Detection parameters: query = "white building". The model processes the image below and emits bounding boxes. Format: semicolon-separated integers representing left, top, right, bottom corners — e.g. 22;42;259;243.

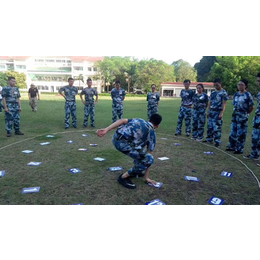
0;56;104;93
160;82;215;97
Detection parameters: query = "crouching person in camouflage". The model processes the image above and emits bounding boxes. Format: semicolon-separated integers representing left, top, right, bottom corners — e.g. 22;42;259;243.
97;113;162;189
2;77;24;137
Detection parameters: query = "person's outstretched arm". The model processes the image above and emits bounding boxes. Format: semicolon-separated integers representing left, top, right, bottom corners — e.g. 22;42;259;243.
97;119;128;137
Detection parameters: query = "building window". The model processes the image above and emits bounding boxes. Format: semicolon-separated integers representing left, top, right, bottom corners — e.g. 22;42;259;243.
35;59;44;62
46;59;55;63
88;67;92;71
0;65;5;69
93;67;97;72
74;67;83;71
16;65;26;69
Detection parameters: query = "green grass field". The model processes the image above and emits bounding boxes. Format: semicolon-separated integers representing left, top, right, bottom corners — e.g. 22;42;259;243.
0;93;259;205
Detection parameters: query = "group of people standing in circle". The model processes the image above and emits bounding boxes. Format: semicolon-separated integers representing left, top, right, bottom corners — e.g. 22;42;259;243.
173;75;260;164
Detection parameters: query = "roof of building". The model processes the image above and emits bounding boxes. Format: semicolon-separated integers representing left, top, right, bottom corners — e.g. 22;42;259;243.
161;82;214;86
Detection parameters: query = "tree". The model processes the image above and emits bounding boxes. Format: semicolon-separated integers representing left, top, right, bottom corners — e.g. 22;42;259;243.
171;59;197;82
194;56;216;82
5;71;27;88
208;56;260;95
0;72;8;87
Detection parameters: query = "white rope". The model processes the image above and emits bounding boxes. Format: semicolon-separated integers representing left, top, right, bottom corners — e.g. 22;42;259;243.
157;132;260;189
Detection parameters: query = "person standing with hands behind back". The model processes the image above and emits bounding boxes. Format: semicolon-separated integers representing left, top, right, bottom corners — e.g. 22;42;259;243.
147;84;160;119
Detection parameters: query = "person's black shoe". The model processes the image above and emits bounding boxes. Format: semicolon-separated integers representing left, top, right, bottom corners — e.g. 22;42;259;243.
117;174;136;189
15;131;24;135
226;148;235;151
234;150;243;154
91;125;95;128
65;127;69;130
73;126;77;129
215;143;220;147
6;132;11;137
175;133;181;136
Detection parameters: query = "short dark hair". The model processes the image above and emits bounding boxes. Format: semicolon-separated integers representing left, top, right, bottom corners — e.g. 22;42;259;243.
151;84;156;88
68;77;74;81
196;83;204;91
115;80;121;85
8;77;15;81
240;79;249;89
87;78;92;82
149;113;162;126
183;79;191;84
257;73;260;77
213;78;222;85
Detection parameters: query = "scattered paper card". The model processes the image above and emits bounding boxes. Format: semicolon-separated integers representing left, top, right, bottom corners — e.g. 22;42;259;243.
67;140;74;144
146;199;166;205
90;144;97;146
94;157;106;161
158;157;169;161
0;170;5;177
69;168;82;174
147;182;163;188
204;151;214;154
185;176;200;182
21;187;40;194
221;171;233;177
174;143;181;146
40;142;50;146
78;148;88;151
208;196;225;205
27;162;42;166
82;134;89;137
72;203;83;205
46;135;55;138
161;138;168;140
109;166;123;171
22;150;33;154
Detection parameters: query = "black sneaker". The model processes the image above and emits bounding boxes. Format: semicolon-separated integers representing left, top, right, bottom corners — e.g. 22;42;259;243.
234;150;243;154
6;132;11;137
91;125;95;128
226;148;235;151
215;143;220;147
15;131;24;135
117;174;136;189
175;133;181;136
243;155;260;161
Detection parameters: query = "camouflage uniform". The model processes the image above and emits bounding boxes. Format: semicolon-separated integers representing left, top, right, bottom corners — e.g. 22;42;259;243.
249;92;260;158
192;93;209;140
147;92;160;119
205;89;228;145
2;86;21;133
227;91;254;153
175;89;195;135
112;118;156;177
81;87;98;127
59;85;78;128
111;88;126;122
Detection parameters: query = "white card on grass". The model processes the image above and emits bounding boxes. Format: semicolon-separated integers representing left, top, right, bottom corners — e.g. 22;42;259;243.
158;157;169;161
0;170;5;177
146;199;166;205
40;142;50;146
78;148;88;151
147;182;163;188
27;162;42;166
174;143;181;146
82;134;89;137
22;150;33;154
21;187;40;194
221;171;233;177
46;135;55;138
69;168;82;174
161;138;168;140
67;140;74;143
185;176;200;182
109;167;123;171
94;157;105;161
90;144;97;146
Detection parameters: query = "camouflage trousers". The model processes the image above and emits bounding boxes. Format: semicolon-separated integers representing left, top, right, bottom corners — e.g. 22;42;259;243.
84;103;95;127
29;97;38;112
112;104;123;123
112;132;154;177
250;115;260;157
227;112;249;152
147;105;158;120
192;108;206;139
65;101;77;128
206;110;223;145
176;106;192;135
5;102;20;133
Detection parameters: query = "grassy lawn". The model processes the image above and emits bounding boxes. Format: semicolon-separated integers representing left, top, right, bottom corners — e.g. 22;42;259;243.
0;93;259;205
